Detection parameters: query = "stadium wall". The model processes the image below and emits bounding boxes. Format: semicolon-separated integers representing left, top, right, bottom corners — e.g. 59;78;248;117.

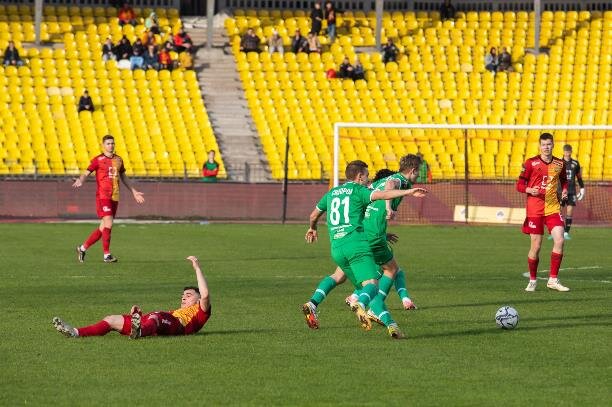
1;180;610;224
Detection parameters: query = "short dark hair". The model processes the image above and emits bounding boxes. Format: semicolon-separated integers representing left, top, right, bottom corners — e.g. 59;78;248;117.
183;286;200;295
539;133;554;142
102;135;114;143
399;154;422;172
373;168;396;182
563;144;573;151
345;160;368;180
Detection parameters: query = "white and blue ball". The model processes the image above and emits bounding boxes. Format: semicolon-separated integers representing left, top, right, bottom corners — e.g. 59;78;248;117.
495;306;519;329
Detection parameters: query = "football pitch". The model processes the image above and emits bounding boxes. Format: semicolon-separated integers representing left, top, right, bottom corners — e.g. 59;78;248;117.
1;223;611;406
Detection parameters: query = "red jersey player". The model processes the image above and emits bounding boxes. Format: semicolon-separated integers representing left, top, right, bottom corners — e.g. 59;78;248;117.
72;135;145;263
516;133;570;292
52;256;212;339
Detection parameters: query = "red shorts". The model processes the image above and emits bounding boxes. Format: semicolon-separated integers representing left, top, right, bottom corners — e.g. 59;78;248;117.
120;312;184;337
522;213;565;235
96;199;118;218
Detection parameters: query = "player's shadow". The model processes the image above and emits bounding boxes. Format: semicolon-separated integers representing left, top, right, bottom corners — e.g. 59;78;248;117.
419;296;607;310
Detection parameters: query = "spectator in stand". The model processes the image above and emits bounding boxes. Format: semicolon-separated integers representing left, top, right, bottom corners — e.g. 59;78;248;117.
78;90;94;112
114;35;133;61
158;47;173;70
325;2;337;43
143;44;159;70
179;49;193;69
310;2;324;36
3;41;24;66
440;0;456;20
102;38;116;62
291;29;308;53
173;27;193;53
202;150;220;183
240;28;261;53
268;29;284;55
142;30;157;48
382;38;399;63
497;47;513;72
485;47;498;72
130;38;145;69
132;37;145;56
416;153;432;183
337;57;354;79
145;12;160;35
306;32;322;54
118;3;137;27
353;58;365;80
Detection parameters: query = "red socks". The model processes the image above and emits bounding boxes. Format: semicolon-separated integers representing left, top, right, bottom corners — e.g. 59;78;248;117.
83;228;102;250
77;320;111;337
528;257;539;280
550;252;563;279
102;227;112;255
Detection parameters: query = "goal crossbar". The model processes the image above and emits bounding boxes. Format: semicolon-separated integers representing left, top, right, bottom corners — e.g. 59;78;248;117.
332;123;612;186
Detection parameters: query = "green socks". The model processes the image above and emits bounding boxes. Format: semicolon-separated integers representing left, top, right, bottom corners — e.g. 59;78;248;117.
369;275;396;326
394;269;410;300
310;276;337;306
357;283;378;308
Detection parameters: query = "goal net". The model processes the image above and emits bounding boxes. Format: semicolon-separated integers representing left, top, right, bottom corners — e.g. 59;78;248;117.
332;123;612;225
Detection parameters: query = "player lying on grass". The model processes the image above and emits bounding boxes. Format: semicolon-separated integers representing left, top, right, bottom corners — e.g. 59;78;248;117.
303;155;426;334
52;256;211;339
302;159;427;338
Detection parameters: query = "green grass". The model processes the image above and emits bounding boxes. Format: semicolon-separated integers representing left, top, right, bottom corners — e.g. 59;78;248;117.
1;223;611;406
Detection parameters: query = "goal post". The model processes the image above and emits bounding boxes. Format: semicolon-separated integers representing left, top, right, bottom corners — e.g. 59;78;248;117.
332;123;612;187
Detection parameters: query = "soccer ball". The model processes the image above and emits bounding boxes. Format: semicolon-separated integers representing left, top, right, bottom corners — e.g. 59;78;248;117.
495;306;519;329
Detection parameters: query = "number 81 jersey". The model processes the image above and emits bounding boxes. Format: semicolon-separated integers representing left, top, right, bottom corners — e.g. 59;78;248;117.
316;181;374;244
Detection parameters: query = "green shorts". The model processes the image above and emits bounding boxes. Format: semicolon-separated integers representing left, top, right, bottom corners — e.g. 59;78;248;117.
331;236;379;287
369;239;394;266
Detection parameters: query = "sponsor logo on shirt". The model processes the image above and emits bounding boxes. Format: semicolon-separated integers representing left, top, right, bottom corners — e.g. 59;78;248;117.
532;161;540;167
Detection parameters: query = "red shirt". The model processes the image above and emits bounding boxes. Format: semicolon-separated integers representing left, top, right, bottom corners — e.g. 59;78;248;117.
171;303;211;335
87;154;126;201
516;155;568;217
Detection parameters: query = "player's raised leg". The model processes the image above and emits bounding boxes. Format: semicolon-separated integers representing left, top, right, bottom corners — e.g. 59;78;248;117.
302;268;346;329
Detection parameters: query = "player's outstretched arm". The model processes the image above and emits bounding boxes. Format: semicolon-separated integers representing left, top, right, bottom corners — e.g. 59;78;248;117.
72;170;92;188
306;208;324;243
186;256;210;312
371;188;428;201
384;178;400;220
119;172;145;204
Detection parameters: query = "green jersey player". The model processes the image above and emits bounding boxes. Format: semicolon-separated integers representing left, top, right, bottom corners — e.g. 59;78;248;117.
302;158;427;338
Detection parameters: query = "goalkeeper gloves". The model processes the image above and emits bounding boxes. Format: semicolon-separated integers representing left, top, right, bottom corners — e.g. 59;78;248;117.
577;188;585;201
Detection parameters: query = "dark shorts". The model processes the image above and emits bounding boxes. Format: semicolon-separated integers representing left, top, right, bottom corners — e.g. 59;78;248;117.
96;199;118;218
120;312;185;336
522;213;565;235
561;194;577;207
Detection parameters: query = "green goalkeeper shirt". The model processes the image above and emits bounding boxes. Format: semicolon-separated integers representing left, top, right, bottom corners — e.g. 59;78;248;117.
364;173;412;241
316;181;374;246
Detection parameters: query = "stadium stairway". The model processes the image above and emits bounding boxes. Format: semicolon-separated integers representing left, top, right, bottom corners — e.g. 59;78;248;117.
185;18;270;181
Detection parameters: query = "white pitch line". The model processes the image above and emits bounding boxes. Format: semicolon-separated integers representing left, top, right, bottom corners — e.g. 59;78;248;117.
521;265;611;283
